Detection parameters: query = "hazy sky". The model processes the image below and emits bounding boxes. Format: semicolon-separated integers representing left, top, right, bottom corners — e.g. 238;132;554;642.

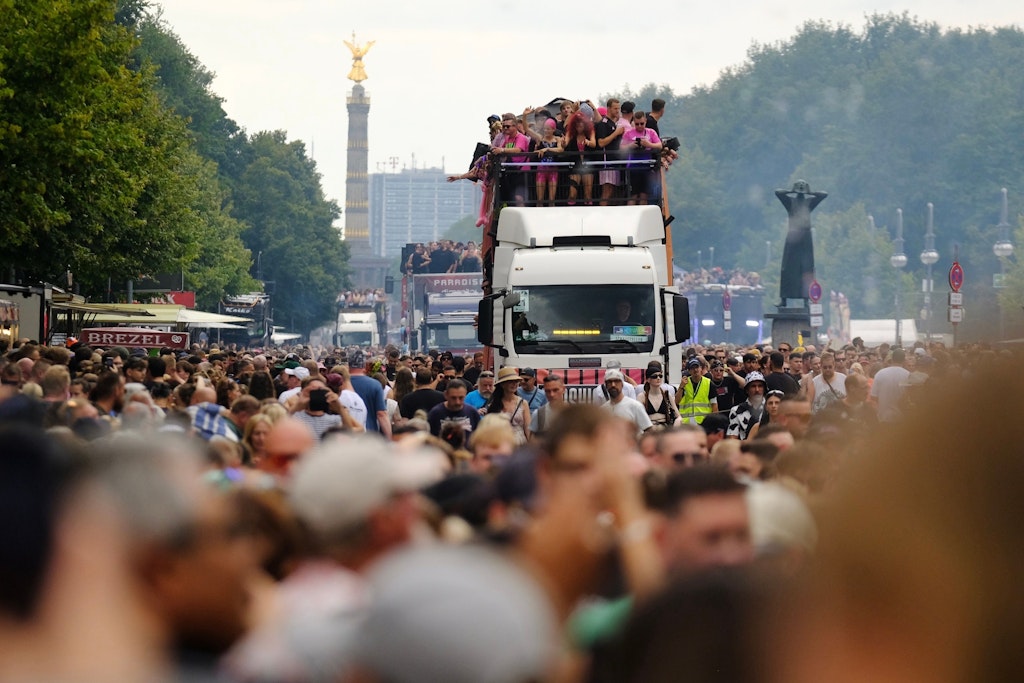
156;1;1020;216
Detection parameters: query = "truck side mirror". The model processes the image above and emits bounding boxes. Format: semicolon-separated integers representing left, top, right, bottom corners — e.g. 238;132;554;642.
672;295;691;344
478;298;494;346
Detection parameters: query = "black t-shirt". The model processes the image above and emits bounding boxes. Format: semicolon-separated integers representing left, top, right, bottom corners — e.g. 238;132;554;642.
646;116;660;136
429;249;457;274
710;375;744;413
462;366;482;387
427;403;481;437
595;117;622;152
765;371;801;398
399;388;445;419
410;252;429;274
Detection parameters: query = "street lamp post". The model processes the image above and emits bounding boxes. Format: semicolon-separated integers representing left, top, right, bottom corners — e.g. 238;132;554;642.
920;203;940;342
709;246;715;270
890;208;908;346
993;187;1015;341
765;240;772;269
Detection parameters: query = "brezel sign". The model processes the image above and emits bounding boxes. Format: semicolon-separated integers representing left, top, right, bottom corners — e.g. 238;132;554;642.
81;327;189;350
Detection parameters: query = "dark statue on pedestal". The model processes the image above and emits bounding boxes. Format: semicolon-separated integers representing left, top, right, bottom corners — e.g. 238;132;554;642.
775;180;827;304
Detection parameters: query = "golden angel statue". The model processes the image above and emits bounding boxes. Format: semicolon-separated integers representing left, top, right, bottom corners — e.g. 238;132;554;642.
344;35;374;83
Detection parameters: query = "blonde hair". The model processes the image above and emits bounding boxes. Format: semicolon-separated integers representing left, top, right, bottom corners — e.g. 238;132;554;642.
259;402;289;424
468;413;517;451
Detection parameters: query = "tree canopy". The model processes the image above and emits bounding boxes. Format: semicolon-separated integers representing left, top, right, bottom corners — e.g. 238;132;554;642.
623;14;1024;338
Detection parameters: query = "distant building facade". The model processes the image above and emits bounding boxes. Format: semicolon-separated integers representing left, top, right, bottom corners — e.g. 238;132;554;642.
369;168;477;259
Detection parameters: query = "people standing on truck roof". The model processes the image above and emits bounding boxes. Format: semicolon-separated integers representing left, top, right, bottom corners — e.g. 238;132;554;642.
562;110;597;205
486;367;531;445
646;97;666;135
523;114;562;207
491;113;530;206
596;98;628;206
621;111;663;206
427;240;458;274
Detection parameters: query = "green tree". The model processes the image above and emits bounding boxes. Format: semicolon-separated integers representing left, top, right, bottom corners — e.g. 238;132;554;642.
0;0;205;292
232;131;349;331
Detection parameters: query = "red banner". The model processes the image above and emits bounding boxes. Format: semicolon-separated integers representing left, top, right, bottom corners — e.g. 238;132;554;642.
81;327;189;349
148;291;196;308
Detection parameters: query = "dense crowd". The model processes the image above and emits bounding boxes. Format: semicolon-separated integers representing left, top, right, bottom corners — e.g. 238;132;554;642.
404;239;483;275
2;334;1022;683
679;266;763;290
336;289;387;308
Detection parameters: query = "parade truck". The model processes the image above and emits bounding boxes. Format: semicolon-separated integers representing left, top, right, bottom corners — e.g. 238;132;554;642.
219;293;272;347
478;205;691;400
401;270;484;356
335;307;379;347
421;289;480;355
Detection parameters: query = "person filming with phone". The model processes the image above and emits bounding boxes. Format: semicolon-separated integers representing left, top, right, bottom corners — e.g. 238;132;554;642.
289;377;363;438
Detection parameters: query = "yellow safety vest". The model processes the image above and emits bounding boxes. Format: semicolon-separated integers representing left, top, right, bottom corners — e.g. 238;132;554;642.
678;376;714;424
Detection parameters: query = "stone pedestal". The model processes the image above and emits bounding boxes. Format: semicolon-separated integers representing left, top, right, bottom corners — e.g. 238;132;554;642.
766;302;811;347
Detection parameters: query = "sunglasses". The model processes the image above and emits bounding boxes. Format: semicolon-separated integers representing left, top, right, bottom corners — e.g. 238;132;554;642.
672;452;708;465
648;373;663;379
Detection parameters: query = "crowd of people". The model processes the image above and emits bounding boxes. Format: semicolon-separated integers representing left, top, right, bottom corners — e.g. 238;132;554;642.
403;239;482;275
448;98;681;229
335;289;387;308
679;266;763;290
2;333;1022;683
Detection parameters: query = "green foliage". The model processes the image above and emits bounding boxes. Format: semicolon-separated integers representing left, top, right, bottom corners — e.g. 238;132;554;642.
443;214;482;245
231;131;349;331
641;14;1024;336
0;0;205;291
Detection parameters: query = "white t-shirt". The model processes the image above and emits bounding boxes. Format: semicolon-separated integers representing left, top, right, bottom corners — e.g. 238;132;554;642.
812;372;847;413
601;396;653;435
870;366;910;422
340;389;368;427
278;387;301;404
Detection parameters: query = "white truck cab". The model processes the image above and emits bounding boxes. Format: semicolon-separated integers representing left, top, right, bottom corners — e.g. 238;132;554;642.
479;205;690;394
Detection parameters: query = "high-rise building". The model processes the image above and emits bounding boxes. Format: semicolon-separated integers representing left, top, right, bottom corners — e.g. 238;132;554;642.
369;168;478;259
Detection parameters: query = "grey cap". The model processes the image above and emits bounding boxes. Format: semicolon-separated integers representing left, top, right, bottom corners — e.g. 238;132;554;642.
353;545;557;683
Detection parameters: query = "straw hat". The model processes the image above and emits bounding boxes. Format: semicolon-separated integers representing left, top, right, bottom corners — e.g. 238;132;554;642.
495;367;522;385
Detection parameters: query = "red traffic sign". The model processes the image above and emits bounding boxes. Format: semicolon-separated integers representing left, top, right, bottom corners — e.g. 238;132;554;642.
808;279;822;303
722;290;732;311
949;261;964;293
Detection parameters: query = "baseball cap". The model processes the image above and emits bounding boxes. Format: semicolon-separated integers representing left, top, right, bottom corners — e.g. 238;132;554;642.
284;366;310;380
354;544;556;683
290;437;441;540
605;369;624;383
686;358;702;369
519;367;537;378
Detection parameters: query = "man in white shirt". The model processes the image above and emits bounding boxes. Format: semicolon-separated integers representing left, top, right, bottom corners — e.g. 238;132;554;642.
278;366;310;404
600;369;652;436
870;348;911;422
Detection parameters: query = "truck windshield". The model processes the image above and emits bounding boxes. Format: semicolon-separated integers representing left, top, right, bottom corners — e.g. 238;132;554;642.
510;285;656;353
338;332;373;346
427;323;477;348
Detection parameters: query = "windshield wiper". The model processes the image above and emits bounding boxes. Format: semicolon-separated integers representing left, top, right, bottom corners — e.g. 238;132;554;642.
604;338;642;353
518;339;585;353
